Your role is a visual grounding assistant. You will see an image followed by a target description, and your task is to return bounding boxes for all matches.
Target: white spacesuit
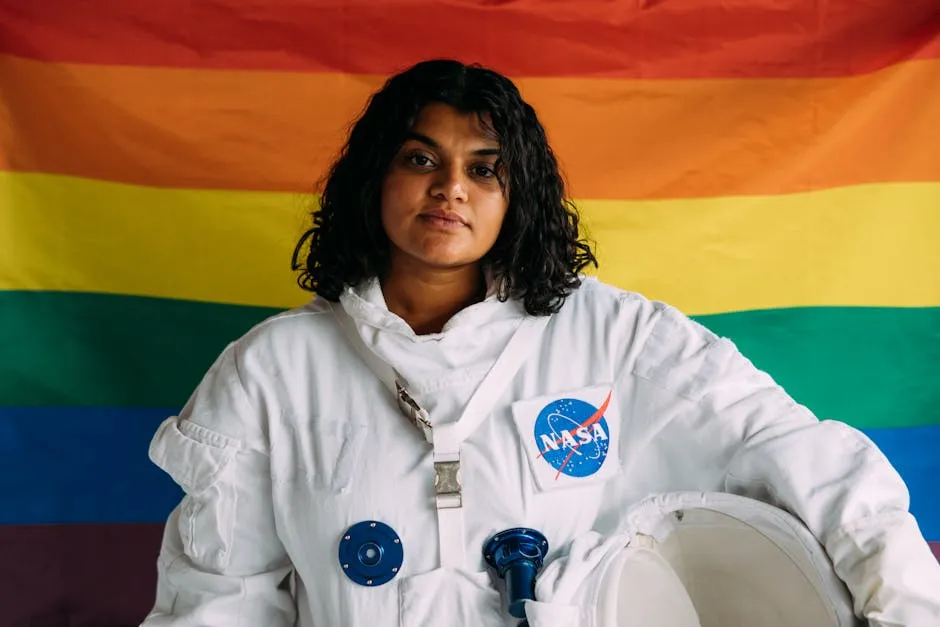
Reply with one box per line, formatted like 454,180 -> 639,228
142,277 -> 940,626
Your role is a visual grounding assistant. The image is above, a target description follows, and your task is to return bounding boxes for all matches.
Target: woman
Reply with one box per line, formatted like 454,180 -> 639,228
143,60 -> 940,626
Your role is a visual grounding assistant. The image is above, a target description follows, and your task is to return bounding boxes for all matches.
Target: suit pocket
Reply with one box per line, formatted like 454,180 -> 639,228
149,416 -> 241,570
398,568 -> 504,626
272,416 -> 367,494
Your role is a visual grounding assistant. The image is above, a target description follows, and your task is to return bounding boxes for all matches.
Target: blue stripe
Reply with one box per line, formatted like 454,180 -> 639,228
0,406 -> 181,524
1,407 -> 937,539
862,426 -> 940,540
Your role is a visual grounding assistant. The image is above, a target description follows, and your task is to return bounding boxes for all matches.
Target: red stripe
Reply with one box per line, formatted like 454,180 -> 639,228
0,523 -> 161,624
932,542 -> 940,563
1,0 -> 938,78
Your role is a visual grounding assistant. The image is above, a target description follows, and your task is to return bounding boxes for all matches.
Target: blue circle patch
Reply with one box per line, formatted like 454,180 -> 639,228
338,520 -> 403,586
533,398 -> 610,478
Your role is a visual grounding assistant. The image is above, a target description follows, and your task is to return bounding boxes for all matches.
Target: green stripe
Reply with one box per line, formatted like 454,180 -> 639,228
0,291 -> 280,408
1,291 -> 938,429
695,308 -> 940,430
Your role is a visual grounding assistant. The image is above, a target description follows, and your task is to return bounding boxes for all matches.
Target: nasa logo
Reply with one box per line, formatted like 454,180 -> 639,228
533,391 -> 612,479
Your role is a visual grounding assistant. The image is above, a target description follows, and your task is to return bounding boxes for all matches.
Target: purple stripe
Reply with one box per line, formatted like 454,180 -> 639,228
0,525 -> 936,624
0,523 -> 162,626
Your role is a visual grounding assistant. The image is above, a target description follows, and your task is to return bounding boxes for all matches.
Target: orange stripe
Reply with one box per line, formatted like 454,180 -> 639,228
2,56 -> 939,199
1,0 -> 938,78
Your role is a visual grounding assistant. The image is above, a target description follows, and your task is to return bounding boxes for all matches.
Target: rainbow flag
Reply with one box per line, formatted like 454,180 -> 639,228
1,0 -> 938,622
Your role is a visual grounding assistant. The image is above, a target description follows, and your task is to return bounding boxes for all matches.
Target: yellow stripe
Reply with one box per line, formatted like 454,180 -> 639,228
2,172 -> 312,309
3,172 -> 939,315
582,187 -> 940,314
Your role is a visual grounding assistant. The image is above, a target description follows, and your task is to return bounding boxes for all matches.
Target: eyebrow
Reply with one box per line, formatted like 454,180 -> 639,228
405,132 -> 500,157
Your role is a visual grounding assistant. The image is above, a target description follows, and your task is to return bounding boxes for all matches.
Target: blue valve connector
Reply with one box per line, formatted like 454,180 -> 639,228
483,528 -> 549,620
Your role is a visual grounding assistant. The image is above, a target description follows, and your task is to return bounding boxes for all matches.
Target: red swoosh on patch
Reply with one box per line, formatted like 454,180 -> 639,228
535,390 -> 612,480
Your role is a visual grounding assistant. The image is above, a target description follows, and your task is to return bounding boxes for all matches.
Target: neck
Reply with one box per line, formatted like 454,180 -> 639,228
381,260 -> 486,335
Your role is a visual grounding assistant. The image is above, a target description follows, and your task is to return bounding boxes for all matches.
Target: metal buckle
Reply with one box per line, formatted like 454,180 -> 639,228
396,382 -> 433,444
434,460 -> 462,509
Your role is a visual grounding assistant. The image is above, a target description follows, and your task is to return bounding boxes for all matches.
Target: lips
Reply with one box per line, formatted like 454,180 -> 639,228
419,208 -> 469,227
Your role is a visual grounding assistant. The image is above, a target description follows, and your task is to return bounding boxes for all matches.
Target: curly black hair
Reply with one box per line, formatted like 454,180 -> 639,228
292,59 -> 597,315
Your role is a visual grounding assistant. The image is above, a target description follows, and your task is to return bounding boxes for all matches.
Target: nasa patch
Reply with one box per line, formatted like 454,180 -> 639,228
512,385 -> 620,491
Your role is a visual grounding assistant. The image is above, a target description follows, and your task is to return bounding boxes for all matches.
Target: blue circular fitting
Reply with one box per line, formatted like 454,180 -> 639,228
483,528 -> 549,619
338,521 -> 403,586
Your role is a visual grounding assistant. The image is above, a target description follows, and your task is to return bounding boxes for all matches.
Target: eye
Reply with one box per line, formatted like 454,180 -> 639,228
406,152 -> 435,168
471,164 -> 497,179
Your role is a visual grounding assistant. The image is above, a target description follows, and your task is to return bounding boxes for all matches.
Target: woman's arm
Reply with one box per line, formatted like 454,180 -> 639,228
633,303 -> 940,625
141,345 -> 296,626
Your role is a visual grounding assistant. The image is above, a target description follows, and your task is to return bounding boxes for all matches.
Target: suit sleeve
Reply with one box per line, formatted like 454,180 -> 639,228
140,344 -> 296,626
632,304 -> 940,626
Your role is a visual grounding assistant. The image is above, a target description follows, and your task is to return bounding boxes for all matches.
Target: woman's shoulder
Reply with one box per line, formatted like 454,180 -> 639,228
568,279 -> 761,402
563,277 -> 700,329
563,277 -> 723,357
234,295 -> 335,347
209,296 -> 347,381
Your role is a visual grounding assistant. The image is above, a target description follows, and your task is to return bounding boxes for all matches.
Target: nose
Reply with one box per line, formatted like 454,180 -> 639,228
430,164 -> 469,203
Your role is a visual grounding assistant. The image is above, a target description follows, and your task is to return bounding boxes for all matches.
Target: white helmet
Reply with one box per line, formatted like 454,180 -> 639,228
525,492 -> 861,627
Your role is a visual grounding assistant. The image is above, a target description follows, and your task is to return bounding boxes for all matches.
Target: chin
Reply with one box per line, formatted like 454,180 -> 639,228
390,240 -> 486,272
416,251 -> 481,270
422,257 -> 475,270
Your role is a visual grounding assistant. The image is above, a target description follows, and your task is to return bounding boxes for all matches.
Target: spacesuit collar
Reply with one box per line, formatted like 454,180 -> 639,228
338,274 -> 524,339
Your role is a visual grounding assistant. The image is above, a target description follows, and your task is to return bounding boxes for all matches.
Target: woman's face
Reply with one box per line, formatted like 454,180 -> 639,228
380,103 -> 509,275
